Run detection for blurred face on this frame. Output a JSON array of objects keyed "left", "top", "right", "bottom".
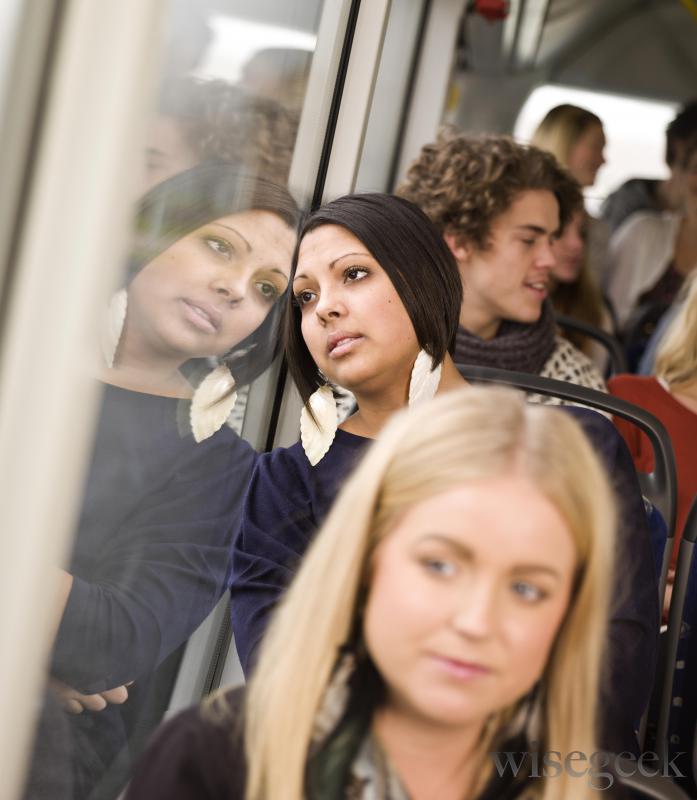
[
  {"left": 364, "top": 473, "right": 576, "bottom": 732},
  {"left": 683, "top": 150, "right": 697, "bottom": 211},
  {"left": 458, "top": 190, "right": 559, "bottom": 339},
  {"left": 551, "top": 210, "right": 587, "bottom": 284},
  {"left": 126, "top": 210, "right": 295, "bottom": 363},
  {"left": 293, "top": 225, "right": 420, "bottom": 396},
  {"left": 143, "top": 115, "right": 198, "bottom": 193},
  {"left": 567, "top": 122, "right": 606, "bottom": 187}
]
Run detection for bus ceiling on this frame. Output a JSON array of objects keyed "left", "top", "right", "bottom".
[{"left": 451, "top": 0, "right": 696, "bottom": 126}]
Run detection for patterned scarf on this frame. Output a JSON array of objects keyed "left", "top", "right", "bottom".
[{"left": 453, "top": 300, "right": 557, "bottom": 375}]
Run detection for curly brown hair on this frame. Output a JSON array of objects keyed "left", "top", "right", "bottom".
[{"left": 397, "top": 130, "right": 583, "bottom": 250}]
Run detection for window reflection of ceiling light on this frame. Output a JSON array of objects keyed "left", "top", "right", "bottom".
[{"left": 195, "top": 15, "right": 317, "bottom": 84}]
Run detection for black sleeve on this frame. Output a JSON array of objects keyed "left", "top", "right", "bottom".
[
  {"left": 568, "top": 408, "right": 660, "bottom": 754},
  {"left": 51, "top": 437, "right": 256, "bottom": 693},
  {"left": 229, "top": 448, "right": 318, "bottom": 674},
  {"left": 125, "top": 691, "right": 246, "bottom": 800}
]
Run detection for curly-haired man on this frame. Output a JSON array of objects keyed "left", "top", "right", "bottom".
[{"left": 398, "top": 130, "right": 605, "bottom": 398}]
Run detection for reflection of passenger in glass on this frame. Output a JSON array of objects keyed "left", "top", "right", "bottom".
[
  {"left": 143, "top": 77, "right": 298, "bottom": 193},
  {"left": 28, "top": 164, "right": 298, "bottom": 800}
]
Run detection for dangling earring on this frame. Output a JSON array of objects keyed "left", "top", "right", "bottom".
[
  {"left": 300, "top": 384, "right": 338, "bottom": 466},
  {"left": 101, "top": 289, "right": 128, "bottom": 368},
  {"left": 189, "top": 364, "right": 238, "bottom": 443},
  {"left": 408, "top": 349, "right": 442, "bottom": 406}
]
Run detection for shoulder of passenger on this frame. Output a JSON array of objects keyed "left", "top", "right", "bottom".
[
  {"left": 254, "top": 440, "right": 307, "bottom": 478},
  {"left": 612, "top": 210, "right": 680, "bottom": 244},
  {"left": 547, "top": 338, "right": 606, "bottom": 383}
]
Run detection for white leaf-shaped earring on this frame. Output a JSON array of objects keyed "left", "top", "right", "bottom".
[
  {"left": 300, "top": 384, "right": 338, "bottom": 466},
  {"left": 408, "top": 349, "right": 442, "bottom": 407},
  {"left": 102, "top": 289, "right": 128, "bottom": 368},
  {"left": 190, "top": 364, "right": 238, "bottom": 443}
]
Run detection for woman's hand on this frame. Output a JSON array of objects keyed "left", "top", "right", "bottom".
[{"left": 50, "top": 679, "right": 132, "bottom": 714}]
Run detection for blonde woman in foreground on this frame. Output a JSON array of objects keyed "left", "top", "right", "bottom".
[{"left": 124, "top": 386, "right": 623, "bottom": 800}]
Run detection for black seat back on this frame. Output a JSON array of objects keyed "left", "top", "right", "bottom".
[
  {"left": 455, "top": 365, "right": 677, "bottom": 605},
  {"left": 654, "top": 495, "right": 697, "bottom": 772}
]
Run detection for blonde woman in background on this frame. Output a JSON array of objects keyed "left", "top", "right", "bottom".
[
  {"left": 531, "top": 104, "right": 612, "bottom": 292},
  {"left": 125, "top": 387, "right": 618, "bottom": 800}
]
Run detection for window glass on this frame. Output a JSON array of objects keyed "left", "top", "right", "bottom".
[
  {"left": 515, "top": 84, "right": 678, "bottom": 214},
  {"left": 22, "top": 2, "right": 326, "bottom": 798}
]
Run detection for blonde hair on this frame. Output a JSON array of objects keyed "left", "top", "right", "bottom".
[
  {"left": 531, "top": 104, "right": 603, "bottom": 170},
  {"left": 655, "top": 272, "right": 697, "bottom": 388},
  {"left": 243, "top": 387, "right": 616, "bottom": 800}
]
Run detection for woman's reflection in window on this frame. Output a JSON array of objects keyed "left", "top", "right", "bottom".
[{"left": 25, "top": 165, "right": 298, "bottom": 800}]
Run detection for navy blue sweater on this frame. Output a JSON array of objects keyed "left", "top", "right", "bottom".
[
  {"left": 230, "top": 406, "right": 659, "bottom": 754},
  {"left": 37, "top": 384, "right": 256, "bottom": 799}
]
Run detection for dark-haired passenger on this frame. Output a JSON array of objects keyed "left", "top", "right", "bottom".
[
  {"left": 26, "top": 165, "right": 298, "bottom": 800},
  {"left": 229, "top": 192, "right": 658, "bottom": 756},
  {"left": 397, "top": 132, "right": 605, "bottom": 400},
  {"left": 607, "top": 134, "right": 697, "bottom": 331},
  {"left": 602, "top": 99, "right": 697, "bottom": 233}
]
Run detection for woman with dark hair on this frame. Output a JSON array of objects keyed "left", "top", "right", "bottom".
[
  {"left": 230, "top": 192, "right": 658, "bottom": 758},
  {"left": 231, "top": 193, "right": 466, "bottom": 663},
  {"left": 28, "top": 164, "right": 299, "bottom": 800}
]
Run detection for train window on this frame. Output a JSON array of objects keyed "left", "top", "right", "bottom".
[
  {"left": 515, "top": 84, "right": 678, "bottom": 213},
  {"left": 17, "top": 1, "right": 343, "bottom": 798}
]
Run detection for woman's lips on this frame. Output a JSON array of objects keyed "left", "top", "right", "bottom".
[
  {"left": 430, "top": 654, "right": 492, "bottom": 680},
  {"left": 181, "top": 300, "right": 219, "bottom": 334},
  {"left": 328, "top": 335, "right": 364, "bottom": 359}
]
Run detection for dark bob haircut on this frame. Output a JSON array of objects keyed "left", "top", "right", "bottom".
[
  {"left": 128, "top": 163, "right": 300, "bottom": 389},
  {"left": 284, "top": 192, "right": 463, "bottom": 408}
]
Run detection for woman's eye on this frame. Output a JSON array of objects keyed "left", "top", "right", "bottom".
[
  {"left": 255, "top": 281, "right": 279, "bottom": 301},
  {"left": 205, "top": 237, "right": 233, "bottom": 259},
  {"left": 294, "top": 290, "right": 316, "bottom": 307},
  {"left": 344, "top": 266, "right": 369, "bottom": 282},
  {"left": 421, "top": 557, "right": 456, "bottom": 578},
  {"left": 511, "top": 581, "right": 546, "bottom": 603}
]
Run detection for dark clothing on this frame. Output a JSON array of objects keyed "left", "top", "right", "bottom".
[
  {"left": 230, "top": 408, "right": 659, "bottom": 754},
  {"left": 31, "top": 384, "right": 256, "bottom": 799},
  {"left": 601, "top": 178, "right": 662, "bottom": 234},
  {"left": 230, "top": 429, "right": 365, "bottom": 673},
  {"left": 125, "top": 686, "right": 634, "bottom": 800},
  {"left": 454, "top": 299, "right": 556, "bottom": 375},
  {"left": 636, "top": 260, "right": 685, "bottom": 312},
  {"left": 452, "top": 300, "right": 606, "bottom": 399}
]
